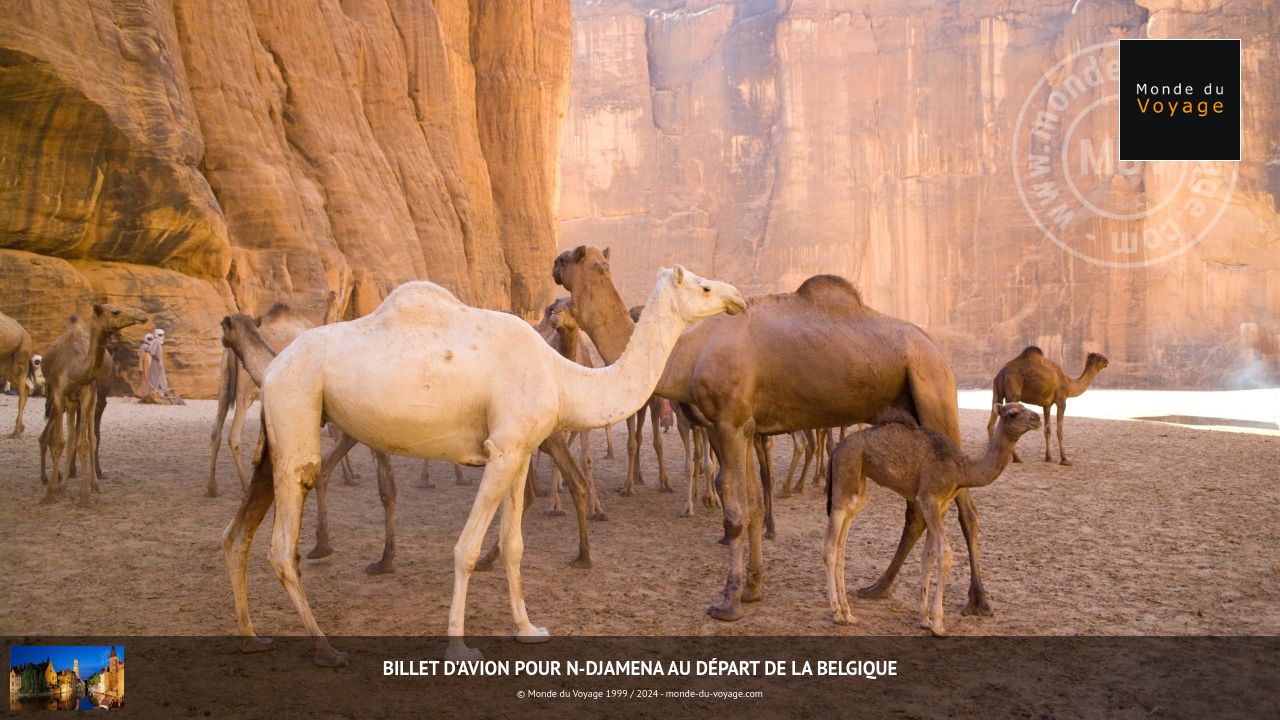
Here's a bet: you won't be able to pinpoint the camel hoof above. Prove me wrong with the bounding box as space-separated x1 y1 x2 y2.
764 529 776 540
307 543 335 560
39 493 60 505
240 636 274 654
1011 456 1022 464
417 481 436 490
707 601 745 622
75 498 92 509
445 644 482 662
568 556 592 570
616 487 634 497
474 557 496 573
742 585 763 603
856 584 892 600
205 488 219 498
833 610 858 626
1059 459 1073 466
544 509 566 517
365 560 395 575
455 477 473 487
314 646 349 667
5 431 20 440
588 512 609 522
717 534 730 546
681 508 695 519
775 490 791 499
658 484 674 494
961 598 993 617
928 623 948 637
516 626 550 644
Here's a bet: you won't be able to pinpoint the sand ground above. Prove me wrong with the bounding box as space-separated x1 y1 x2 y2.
1 394 1277 639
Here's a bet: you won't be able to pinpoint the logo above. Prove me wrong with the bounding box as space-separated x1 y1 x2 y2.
1013 40 1238 268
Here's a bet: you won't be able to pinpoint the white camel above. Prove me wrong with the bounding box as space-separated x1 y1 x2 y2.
222 267 744 666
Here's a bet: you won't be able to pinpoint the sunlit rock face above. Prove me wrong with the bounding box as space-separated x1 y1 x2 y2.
0 0 571 397
560 0 1280 388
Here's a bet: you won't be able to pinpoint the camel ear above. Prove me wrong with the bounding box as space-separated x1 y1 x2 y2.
672 265 686 286
603 247 611 260
573 246 587 262
93 304 105 317
992 402 1002 415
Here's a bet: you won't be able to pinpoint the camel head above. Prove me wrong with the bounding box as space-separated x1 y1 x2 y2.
93 303 147 334
220 314 258 350
658 265 746 321
546 298 578 334
552 245 612 293
1085 352 1110 371
992 402 1041 440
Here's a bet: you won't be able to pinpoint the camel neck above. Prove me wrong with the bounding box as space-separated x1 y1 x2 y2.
572 279 633 365
963 428 1019 488
1067 364 1102 398
556 280 686 431
231 330 278 386
82 326 109 387
555 327 579 362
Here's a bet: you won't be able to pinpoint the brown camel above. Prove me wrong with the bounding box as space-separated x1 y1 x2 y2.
39 304 147 504
209 303 317 497
1 310 34 438
220 314 401 573
988 346 1109 465
64 332 127 482
826 404 1040 634
554 245 985 622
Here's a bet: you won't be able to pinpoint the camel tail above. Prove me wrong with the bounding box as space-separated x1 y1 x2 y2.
873 407 919 428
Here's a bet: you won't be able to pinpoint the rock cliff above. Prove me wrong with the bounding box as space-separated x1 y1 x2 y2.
0 0 570 397
560 0 1280 388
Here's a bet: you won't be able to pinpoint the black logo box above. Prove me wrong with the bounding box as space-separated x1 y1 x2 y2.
1119 38 1241 162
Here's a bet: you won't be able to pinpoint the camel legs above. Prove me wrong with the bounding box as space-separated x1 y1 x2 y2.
478 432 594 571
497 453 547 644
417 459 435 488
447 441 538 660
73 387 97 505
857 502 924 599
811 429 830 488
307 432 358 560
603 422 615 459
41 402 67 502
824 446 867 625
208 351 236 496
680 414 697 517
226 383 257 494
1041 405 1053 462
364 449 397 575
753 435 776 539
7 359 29 438
221 436 278 656
917 494 953 636
707 419 766 622
650 400 673 492
1055 402 1071 465
91 389 106 481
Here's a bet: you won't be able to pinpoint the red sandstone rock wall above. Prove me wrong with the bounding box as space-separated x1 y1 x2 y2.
0 0 570 397
560 0 1280 388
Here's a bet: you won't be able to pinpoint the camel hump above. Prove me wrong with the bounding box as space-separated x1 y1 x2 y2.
1018 345 1044 358
795 275 864 309
260 302 292 320
377 281 462 320
872 407 918 428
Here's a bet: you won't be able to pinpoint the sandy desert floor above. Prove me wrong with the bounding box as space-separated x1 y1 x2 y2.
0 393 1277 639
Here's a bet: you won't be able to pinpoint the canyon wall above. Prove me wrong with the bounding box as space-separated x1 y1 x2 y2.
560 0 1280 388
0 0 571 397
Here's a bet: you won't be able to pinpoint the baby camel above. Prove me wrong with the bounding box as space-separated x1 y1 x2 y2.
825 403 1040 635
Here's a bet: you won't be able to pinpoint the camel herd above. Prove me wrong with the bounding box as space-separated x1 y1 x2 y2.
0 244 1113 665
